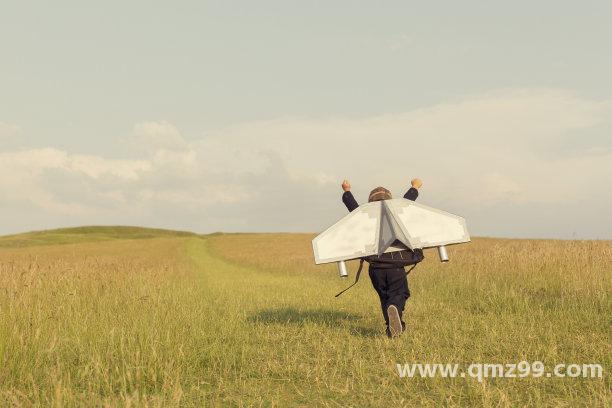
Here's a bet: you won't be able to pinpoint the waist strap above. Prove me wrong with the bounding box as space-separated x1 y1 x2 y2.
334 260 418 297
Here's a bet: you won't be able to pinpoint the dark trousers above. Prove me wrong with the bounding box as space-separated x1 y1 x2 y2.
368 267 410 327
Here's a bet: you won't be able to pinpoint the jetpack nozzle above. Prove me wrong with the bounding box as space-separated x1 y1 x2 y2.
437 245 449 262
337 260 348 278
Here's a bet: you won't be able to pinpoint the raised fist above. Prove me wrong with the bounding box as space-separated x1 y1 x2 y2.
411 178 423 189
342 180 351 192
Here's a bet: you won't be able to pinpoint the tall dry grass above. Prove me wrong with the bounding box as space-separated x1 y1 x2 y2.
0 230 610 406
0 237 207 406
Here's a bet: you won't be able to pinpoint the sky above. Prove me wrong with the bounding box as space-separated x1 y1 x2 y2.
1 1 611 239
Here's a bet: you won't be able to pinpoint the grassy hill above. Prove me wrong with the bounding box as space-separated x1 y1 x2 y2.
0 228 609 406
0 226 196 248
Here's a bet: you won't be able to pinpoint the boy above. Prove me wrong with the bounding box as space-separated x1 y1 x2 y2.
341 179 424 337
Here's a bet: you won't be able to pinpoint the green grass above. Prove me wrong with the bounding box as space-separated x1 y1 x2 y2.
0 227 609 406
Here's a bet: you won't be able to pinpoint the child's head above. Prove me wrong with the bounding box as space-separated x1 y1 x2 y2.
368 187 392 202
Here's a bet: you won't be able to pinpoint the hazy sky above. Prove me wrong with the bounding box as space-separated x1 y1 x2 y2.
1 1 611 238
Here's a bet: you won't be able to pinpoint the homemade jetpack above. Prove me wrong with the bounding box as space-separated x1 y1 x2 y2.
312 198 470 296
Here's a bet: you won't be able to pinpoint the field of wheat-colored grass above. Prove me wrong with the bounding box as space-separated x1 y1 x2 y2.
0 227 610 406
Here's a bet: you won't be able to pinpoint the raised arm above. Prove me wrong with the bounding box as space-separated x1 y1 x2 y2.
341 180 359 212
403 178 422 201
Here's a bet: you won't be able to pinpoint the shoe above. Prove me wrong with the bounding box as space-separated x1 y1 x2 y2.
387 305 402 338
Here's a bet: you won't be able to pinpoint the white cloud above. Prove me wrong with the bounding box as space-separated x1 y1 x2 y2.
0 148 151 181
69 155 151 180
1 88 610 238
193 88 611 207
131 120 187 151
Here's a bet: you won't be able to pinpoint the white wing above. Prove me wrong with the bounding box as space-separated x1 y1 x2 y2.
383 199 470 249
312 198 470 265
312 201 382 264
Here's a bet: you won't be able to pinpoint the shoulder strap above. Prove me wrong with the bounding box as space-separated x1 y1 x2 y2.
334 259 364 298
406 263 418 275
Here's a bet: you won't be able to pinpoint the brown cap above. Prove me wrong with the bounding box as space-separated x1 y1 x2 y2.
368 186 392 202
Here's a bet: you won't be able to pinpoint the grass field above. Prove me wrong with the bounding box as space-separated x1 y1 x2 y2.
0 227 610 406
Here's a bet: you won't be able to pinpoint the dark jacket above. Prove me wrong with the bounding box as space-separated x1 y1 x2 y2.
342 188 418 212
341 187 424 268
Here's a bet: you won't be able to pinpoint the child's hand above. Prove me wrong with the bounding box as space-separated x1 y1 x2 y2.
411 178 423 189
342 180 351 192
